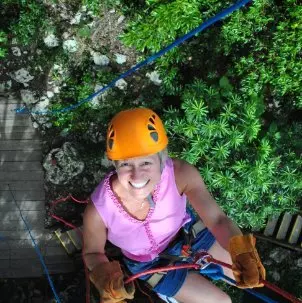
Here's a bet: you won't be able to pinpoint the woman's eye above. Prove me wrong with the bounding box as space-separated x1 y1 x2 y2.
142 162 151 166
120 163 129 167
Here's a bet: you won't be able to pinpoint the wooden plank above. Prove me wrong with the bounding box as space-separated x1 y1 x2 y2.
264 214 280 236
0 217 45 231
0 150 42 161
0 95 21 103
276 213 293 240
0 140 41 151
0 171 44 181
0 230 54 241
289 215 302 244
0 125 34 133
0 117 32 127
0 238 57 250
55 230 77 255
0 190 45 201
0 260 9 269
0 162 42 171
0 251 10 260
0 106 28 118
0 268 44 278
0 181 44 191
67 228 83 250
0 131 39 140
10 200 45 211
0 210 44 221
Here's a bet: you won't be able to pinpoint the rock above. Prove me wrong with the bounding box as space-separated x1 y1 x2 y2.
70 12 82 25
44 34 59 48
63 39 78 53
20 89 37 105
43 142 85 185
53 86 60 94
91 83 108 107
146 70 162 85
0 80 12 92
46 91 55 98
297 258 302 268
32 122 39 129
270 270 281 281
12 46 21 56
91 52 110 66
115 79 127 90
115 53 127 64
263 259 273 266
83 122 104 143
9 68 34 87
269 247 291 263
117 15 125 25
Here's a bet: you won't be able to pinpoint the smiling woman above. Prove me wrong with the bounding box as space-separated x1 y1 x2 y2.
82 107 266 303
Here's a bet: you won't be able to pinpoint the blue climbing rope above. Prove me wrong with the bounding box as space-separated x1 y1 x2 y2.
14 0 252 115
200 264 279 303
8 185 61 303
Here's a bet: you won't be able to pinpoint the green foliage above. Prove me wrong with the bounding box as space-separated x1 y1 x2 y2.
0 31 8 58
221 0 302 108
164 79 302 229
9 1 48 45
122 0 203 53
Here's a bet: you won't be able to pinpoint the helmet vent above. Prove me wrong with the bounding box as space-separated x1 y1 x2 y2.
152 114 156 120
150 132 158 142
148 124 156 131
108 139 114 149
109 130 115 138
149 117 155 124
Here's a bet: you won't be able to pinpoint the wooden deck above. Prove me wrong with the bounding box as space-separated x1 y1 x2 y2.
0 93 75 278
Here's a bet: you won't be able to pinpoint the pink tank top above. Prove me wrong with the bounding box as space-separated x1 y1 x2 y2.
91 158 191 262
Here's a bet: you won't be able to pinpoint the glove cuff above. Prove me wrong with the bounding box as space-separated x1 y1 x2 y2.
229 234 256 257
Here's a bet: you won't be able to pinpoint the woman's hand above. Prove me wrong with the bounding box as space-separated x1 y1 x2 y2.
90 261 135 303
229 234 266 288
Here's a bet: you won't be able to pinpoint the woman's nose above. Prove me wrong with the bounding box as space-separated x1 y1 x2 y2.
130 167 143 181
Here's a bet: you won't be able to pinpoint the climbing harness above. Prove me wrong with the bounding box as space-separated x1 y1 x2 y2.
125 251 302 303
14 0 252 115
48 193 302 303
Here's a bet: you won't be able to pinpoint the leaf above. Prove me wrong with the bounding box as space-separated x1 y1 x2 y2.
219 76 234 92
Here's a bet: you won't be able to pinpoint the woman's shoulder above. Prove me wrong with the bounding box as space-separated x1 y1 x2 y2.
171 158 191 194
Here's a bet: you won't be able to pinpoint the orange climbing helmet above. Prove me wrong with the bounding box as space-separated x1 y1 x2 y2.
106 108 168 160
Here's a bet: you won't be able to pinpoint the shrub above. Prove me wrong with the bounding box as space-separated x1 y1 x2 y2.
164 78 302 229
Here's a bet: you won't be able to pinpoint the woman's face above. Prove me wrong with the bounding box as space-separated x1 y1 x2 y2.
115 154 161 200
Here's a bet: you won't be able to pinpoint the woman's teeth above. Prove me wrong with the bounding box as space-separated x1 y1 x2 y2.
129 180 149 189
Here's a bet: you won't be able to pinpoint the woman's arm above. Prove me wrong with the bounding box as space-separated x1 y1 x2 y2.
82 200 108 271
175 159 242 251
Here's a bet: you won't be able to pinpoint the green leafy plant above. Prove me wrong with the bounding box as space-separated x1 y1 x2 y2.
0 31 7 58
164 78 301 229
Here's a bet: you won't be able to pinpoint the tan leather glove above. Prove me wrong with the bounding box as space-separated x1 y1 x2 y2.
229 234 266 288
90 261 135 303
